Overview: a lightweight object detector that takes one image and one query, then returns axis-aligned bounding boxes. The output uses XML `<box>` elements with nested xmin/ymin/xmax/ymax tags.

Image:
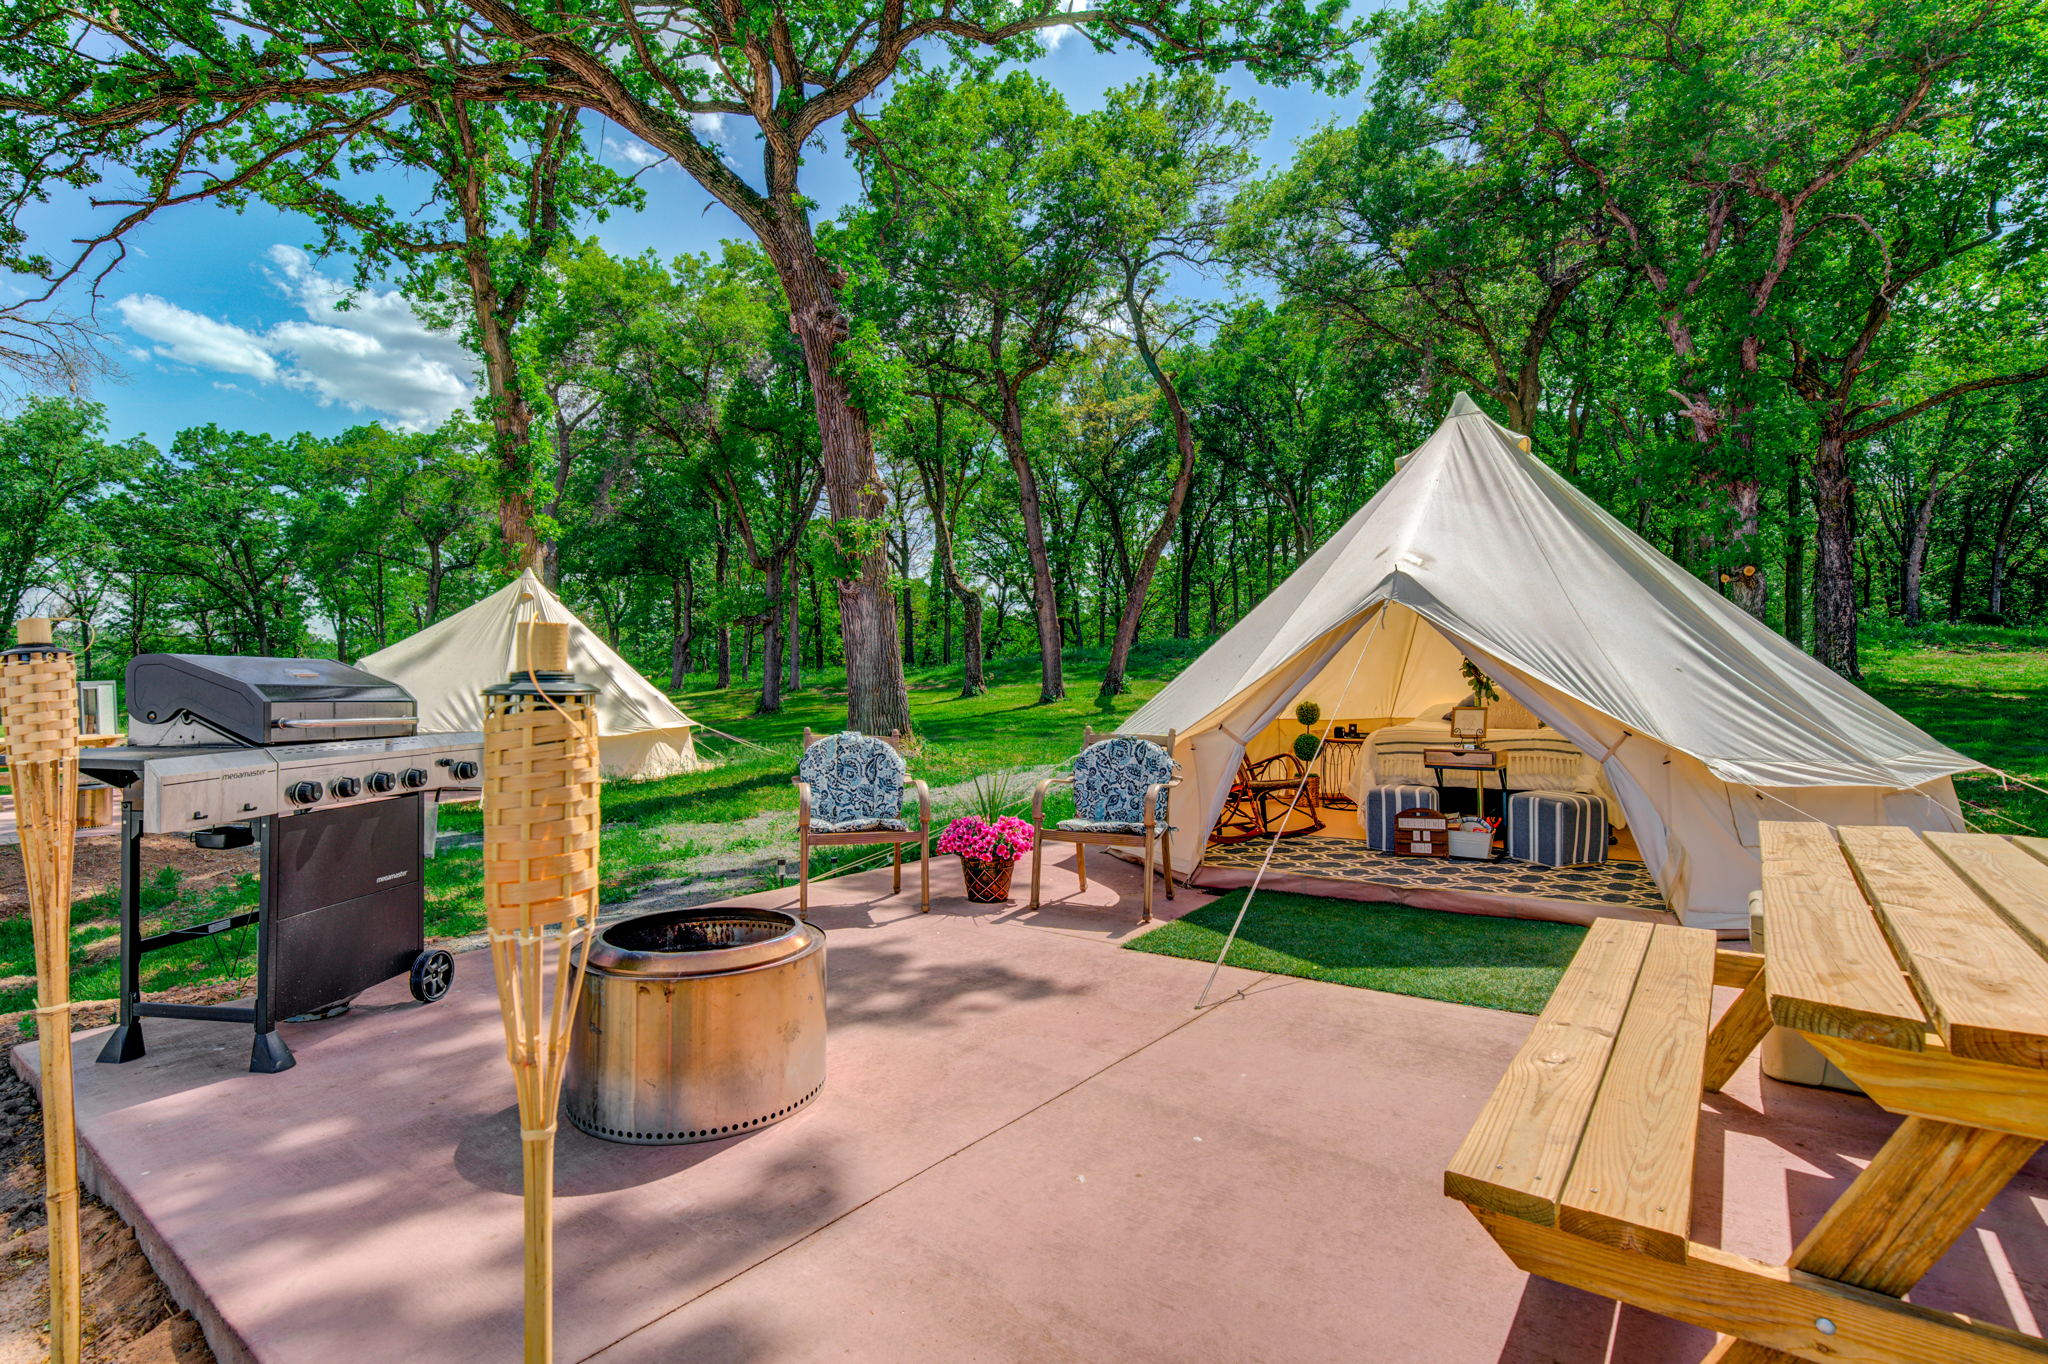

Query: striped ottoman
<box><xmin>1507</xmin><ymin>791</ymin><xmax>1608</xmax><ymax>866</ymax></box>
<box><xmin>1361</xmin><ymin>784</ymin><xmax>1439</xmax><ymax>853</ymax></box>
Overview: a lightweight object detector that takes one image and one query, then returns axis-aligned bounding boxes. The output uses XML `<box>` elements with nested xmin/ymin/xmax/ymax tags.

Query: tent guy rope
<box><xmin>1194</xmin><ymin>608</ymin><xmax>1386</xmax><ymax>1010</ymax></box>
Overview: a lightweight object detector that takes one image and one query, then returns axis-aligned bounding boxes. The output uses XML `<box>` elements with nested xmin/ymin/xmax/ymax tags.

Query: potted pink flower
<box><xmin>937</xmin><ymin>813</ymin><xmax>1036</xmax><ymax>903</ymax></box>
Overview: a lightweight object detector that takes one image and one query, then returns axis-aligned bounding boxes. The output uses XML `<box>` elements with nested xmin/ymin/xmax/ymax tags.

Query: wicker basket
<box><xmin>960</xmin><ymin>857</ymin><xmax>1016</xmax><ymax>903</ymax></box>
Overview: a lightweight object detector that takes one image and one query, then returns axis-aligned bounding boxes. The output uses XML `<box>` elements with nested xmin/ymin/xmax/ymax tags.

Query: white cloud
<box><xmin>115</xmin><ymin>246</ymin><xmax>474</xmax><ymax>431</ymax></box>
<box><xmin>606</xmin><ymin>113</ymin><xmax>726</xmax><ymax>171</ymax></box>
<box><xmin>604</xmin><ymin>135</ymin><xmax>671</xmax><ymax>170</ymax></box>
<box><xmin>1039</xmin><ymin>0</ymin><xmax>1090</xmax><ymax>50</ymax></box>
<box><xmin>117</xmin><ymin>294</ymin><xmax>279</xmax><ymax>382</ymax></box>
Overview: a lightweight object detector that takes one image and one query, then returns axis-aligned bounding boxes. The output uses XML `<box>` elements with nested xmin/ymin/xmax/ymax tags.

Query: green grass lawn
<box><xmin>1861</xmin><ymin>621</ymin><xmax>2048</xmax><ymax>838</ymax></box>
<box><xmin>1127</xmin><ymin>890</ymin><xmax>1588</xmax><ymax>1014</ymax></box>
<box><xmin>8</xmin><ymin>623</ymin><xmax>2043</xmax><ymax>1027</ymax></box>
<box><xmin>3</xmin><ymin>640</ymin><xmax>1191</xmax><ymax>1022</ymax></box>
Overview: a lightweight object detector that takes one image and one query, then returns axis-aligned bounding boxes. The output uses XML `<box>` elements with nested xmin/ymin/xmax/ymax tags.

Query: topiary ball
<box><xmin>1294</xmin><ymin>699</ymin><xmax>1322</xmax><ymax>728</ymax></box>
<box><xmin>1293</xmin><ymin>732</ymin><xmax>1321</xmax><ymax>764</ymax></box>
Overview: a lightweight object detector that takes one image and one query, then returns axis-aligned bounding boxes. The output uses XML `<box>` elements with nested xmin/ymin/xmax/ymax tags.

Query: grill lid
<box><xmin>126</xmin><ymin>654</ymin><xmax>416</xmax><ymax>746</ymax></box>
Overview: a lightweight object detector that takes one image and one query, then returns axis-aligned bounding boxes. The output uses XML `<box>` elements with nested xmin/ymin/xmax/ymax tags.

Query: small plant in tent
<box><xmin>1459</xmin><ymin>659</ymin><xmax>1500</xmax><ymax>704</ymax></box>
<box><xmin>1293</xmin><ymin>732</ymin><xmax>1322</xmax><ymax>764</ymax></box>
<box><xmin>1294</xmin><ymin>699</ymin><xmax>1322</xmax><ymax>729</ymax></box>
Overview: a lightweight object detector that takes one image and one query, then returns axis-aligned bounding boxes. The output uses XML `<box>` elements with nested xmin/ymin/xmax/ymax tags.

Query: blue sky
<box><xmin>24</xmin><ymin>32</ymin><xmax>1365</xmax><ymax>448</ymax></box>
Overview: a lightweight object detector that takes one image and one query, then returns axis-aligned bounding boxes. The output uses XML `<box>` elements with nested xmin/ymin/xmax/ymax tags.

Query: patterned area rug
<box><xmin>1202</xmin><ymin>836</ymin><xmax>1667</xmax><ymax>911</ymax></box>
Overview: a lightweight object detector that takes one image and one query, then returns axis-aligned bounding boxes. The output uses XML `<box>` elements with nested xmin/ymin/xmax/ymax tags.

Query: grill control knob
<box><xmin>400</xmin><ymin>768</ymin><xmax>430</xmax><ymax>789</ymax></box>
<box><xmin>329</xmin><ymin>775</ymin><xmax>362</xmax><ymax>799</ymax></box>
<box><xmin>366</xmin><ymin>770</ymin><xmax>397</xmax><ymax>794</ymax></box>
<box><xmin>286</xmin><ymin>781</ymin><xmax>324</xmax><ymax>806</ymax></box>
<box><xmin>449</xmin><ymin>760</ymin><xmax>480</xmax><ymax>782</ymax></box>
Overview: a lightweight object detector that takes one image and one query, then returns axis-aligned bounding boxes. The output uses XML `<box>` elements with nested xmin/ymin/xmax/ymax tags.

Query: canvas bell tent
<box><xmin>361</xmin><ymin>570</ymin><xmax>705</xmax><ymax>780</ymax></box>
<box><xmin>1122</xmin><ymin>394</ymin><xmax>1977</xmax><ymax>935</ymax></box>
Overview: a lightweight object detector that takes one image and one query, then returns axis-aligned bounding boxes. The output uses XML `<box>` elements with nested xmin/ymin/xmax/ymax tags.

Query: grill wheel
<box><xmin>409</xmin><ymin>949</ymin><xmax>455</xmax><ymax>1003</ymax></box>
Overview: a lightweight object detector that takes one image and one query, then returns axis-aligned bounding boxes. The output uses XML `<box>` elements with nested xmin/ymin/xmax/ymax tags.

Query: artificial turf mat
<box><xmin>1126</xmin><ymin>890</ymin><xmax>1589</xmax><ymax>1015</ymax></box>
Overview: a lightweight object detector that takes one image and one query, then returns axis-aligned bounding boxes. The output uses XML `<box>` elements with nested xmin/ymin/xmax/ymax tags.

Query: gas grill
<box><xmin>79</xmin><ymin>654</ymin><xmax>483</xmax><ymax>1072</ymax></box>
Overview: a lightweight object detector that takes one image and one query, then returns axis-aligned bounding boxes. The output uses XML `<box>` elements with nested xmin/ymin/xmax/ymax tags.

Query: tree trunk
<box><xmin>1947</xmin><ymin>511</ymin><xmax>1974</xmax><ymax>624</ymax></box>
<box><xmin>1174</xmin><ymin>504</ymin><xmax>1195</xmax><ymax>638</ymax></box>
<box><xmin>787</xmin><ymin>573</ymin><xmax>802</xmax><ymax>694</ymax></box>
<box><xmin>900</xmin><ymin>572</ymin><xmax>915</xmax><ymax>667</ymax></box>
<box><xmin>1988</xmin><ymin>463</ymin><xmax>2046</xmax><ymax>619</ymax></box>
<box><xmin>997</xmin><ymin>383</ymin><xmax>1065</xmax><ymax>703</ymax></box>
<box><xmin>760</xmin><ymin>226</ymin><xmax>910</xmax><ymax>736</ymax></box>
<box><xmin>1100</xmin><ymin>303</ymin><xmax>1201</xmax><ymax>700</ymax></box>
<box><xmin>1782</xmin><ymin>456</ymin><xmax>1805</xmax><ymax>647</ymax></box>
<box><xmin>1722</xmin><ymin>478</ymin><xmax>1768</xmax><ymax>619</ymax></box>
<box><xmin>940</xmin><ymin>574</ymin><xmax>953</xmax><ymax>665</ymax></box>
<box><xmin>669</xmin><ymin>566</ymin><xmax>695</xmax><ymax>691</ymax></box>
<box><xmin>808</xmin><ymin>570</ymin><xmax>825</xmax><ymax>669</ymax></box>
<box><xmin>1900</xmin><ymin>476</ymin><xmax>1945</xmax><ymax>627</ymax></box>
<box><xmin>758</xmin><ymin>595</ymin><xmax>784</xmax><ymax>713</ymax></box>
<box><xmin>714</xmin><ymin>538</ymin><xmax>732</xmax><ymax>688</ymax></box>
<box><xmin>1811</xmin><ymin>431</ymin><xmax>1860</xmax><ymax>677</ymax></box>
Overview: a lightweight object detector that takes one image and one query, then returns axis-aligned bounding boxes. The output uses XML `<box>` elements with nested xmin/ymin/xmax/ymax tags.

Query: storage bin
<box><xmin>1361</xmin><ymin>784</ymin><xmax>1438</xmax><ymax>852</ymax></box>
<box><xmin>1506</xmin><ymin>791</ymin><xmax>1607</xmax><ymax>866</ymax></box>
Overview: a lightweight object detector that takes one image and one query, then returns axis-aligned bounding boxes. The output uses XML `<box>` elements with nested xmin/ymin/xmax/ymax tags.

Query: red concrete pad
<box><xmin>13</xmin><ymin>847</ymin><xmax>1250</xmax><ymax>1363</ymax></box>
<box><xmin>587</xmin><ymin>976</ymin><xmax>1704</xmax><ymax>1362</ymax></box>
<box><xmin>18</xmin><ymin>844</ymin><xmax>2048</xmax><ymax>1362</ymax></box>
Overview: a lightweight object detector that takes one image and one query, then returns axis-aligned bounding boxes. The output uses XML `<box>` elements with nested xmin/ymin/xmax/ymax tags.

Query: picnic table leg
<box><xmin>1702</xmin><ymin>975</ymin><xmax>1772</xmax><ymax>1092</ymax></box>
<box><xmin>1702</xmin><ymin>951</ymin><xmax>1771</xmax><ymax>1093</ymax></box>
<box><xmin>1703</xmin><ymin>1114</ymin><xmax>2041</xmax><ymax>1362</ymax></box>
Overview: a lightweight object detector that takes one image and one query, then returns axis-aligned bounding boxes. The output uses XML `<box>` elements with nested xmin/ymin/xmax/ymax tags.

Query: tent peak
<box><xmin>1448</xmin><ymin>392</ymin><xmax>1488</xmax><ymax>418</ymax></box>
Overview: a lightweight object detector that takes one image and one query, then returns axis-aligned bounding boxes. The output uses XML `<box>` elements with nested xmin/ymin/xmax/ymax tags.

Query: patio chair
<box><xmin>794</xmin><ymin>729</ymin><xmax>931</xmax><ymax>915</ymax></box>
<box><xmin>1027</xmin><ymin>727</ymin><xmax>1180</xmax><ymax>923</ymax></box>
<box><xmin>1212</xmin><ymin>752</ymin><xmax>1324</xmax><ymax>843</ymax></box>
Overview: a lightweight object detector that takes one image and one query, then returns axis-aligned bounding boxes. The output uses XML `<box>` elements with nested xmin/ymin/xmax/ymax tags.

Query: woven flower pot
<box><xmin>960</xmin><ymin>857</ymin><xmax>1017</xmax><ymax>904</ymax></box>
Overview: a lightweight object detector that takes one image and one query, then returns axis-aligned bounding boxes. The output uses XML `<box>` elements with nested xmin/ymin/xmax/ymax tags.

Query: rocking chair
<box><xmin>1212</xmin><ymin>753</ymin><xmax>1324</xmax><ymax>843</ymax></box>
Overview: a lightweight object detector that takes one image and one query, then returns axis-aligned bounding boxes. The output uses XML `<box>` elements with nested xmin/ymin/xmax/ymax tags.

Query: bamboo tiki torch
<box><xmin>1</xmin><ymin>618</ymin><xmax>82</xmax><ymax>1364</ymax></box>
<box><xmin>481</xmin><ymin>617</ymin><xmax>600</xmax><ymax>1364</ymax></box>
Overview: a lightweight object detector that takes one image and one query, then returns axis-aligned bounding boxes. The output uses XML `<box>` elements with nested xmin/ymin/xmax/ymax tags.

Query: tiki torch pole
<box><xmin>1</xmin><ymin>618</ymin><xmax>82</xmax><ymax>1364</ymax></box>
<box><xmin>481</xmin><ymin>619</ymin><xmax>600</xmax><ymax>1364</ymax></box>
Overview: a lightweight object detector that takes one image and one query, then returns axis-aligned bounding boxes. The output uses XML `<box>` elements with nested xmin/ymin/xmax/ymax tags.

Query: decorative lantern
<box><xmin>1</xmin><ymin>618</ymin><xmax>82</xmax><ymax>1363</ymax></box>
<box><xmin>481</xmin><ymin>618</ymin><xmax>601</xmax><ymax>1363</ymax></box>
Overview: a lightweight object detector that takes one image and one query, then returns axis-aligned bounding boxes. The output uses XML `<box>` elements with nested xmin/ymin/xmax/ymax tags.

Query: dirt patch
<box><xmin>0</xmin><ymin>985</ymin><xmax>247</xmax><ymax>1056</ymax></box>
<box><xmin>0</xmin><ymin>836</ymin><xmax>255</xmax><ymax>921</ymax></box>
<box><xmin>0</xmin><ymin>1064</ymin><xmax>215</xmax><ymax>1363</ymax></box>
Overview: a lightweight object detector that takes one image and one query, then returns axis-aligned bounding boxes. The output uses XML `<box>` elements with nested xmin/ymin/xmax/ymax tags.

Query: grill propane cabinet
<box><xmin>78</xmin><ymin>655</ymin><xmax>483</xmax><ymax>1072</ymax></box>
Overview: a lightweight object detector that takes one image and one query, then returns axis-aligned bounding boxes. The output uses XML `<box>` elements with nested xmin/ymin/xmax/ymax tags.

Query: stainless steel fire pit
<box><xmin>564</xmin><ymin>906</ymin><xmax>826</xmax><ymax>1144</ymax></box>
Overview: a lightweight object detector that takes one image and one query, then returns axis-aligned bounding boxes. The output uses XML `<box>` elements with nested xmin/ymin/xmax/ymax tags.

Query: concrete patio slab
<box><xmin>17</xmin><ymin>844</ymin><xmax>2048</xmax><ymax>1362</ymax></box>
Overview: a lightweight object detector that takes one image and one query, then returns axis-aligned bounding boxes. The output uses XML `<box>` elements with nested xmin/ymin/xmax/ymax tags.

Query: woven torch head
<box><xmin>1</xmin><ymin>622</ymin><xmax>78</xmax><ymax>773</ymax></box>
<box><xmin>482</xmin><ymin>622</ymin><xmax>601</xmax><ymax>933</ymax></box>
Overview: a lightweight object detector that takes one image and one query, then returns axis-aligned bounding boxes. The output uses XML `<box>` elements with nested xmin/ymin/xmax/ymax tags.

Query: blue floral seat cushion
<box><xmin>799</xmin><ymin>732</ymin><xmax>910</xmax><ymax>833</ymax></box>
<box><xmin>811</xmin><ymin>816</ymin><xmax>912</xmax><ymax>835</ymax></box>
<box><xmin>1064</xmin><ymin>737</ymin><xmax>1175</xmax><ymax>832</ymax></box>
<box><xmin>1056</xmin><ymin>817</ymin><xmax>1173</xmax><ymax>835</ymax></box>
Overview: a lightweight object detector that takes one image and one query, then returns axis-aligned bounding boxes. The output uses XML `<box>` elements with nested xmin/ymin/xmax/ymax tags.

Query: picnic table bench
<box><xmin>1446</xmin><ymin>821</ymin><xmax>2048</xmax><ymax>1364</ymax></box>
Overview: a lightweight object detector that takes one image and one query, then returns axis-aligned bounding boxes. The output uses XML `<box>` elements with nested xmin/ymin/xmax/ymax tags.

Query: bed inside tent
<box><xmin>1199</xmin><ymin>601</ymin><xmax>1671</xmax><ymax>928</ymax></box>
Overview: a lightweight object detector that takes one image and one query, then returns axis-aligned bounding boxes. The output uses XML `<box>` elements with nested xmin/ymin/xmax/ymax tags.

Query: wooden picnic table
<box><xmin>1446</xmin><ymin>820</ymin><xmax>2048</xmax><ymax>1364</ymax></box>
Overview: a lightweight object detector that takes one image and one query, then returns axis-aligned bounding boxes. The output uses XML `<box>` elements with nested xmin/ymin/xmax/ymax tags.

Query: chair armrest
<box><xmin>907</xmin><ymin>779</ymin><xmax>931</xmax><ymax>833</ymax></box>
<box><xmin>1142</xmin><ymin>774</ymin><xmax>1183</xmax><ymax>831</ymax></box>
<box><xmin>792</xmin><ymin>780</ymin><xmax>812</xmax><ymax>830</ymax></box>
<box><xmin>1030</xmin><ymin>775</ymin><xmax>1072</xmax><ymax>827</ymax></box>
